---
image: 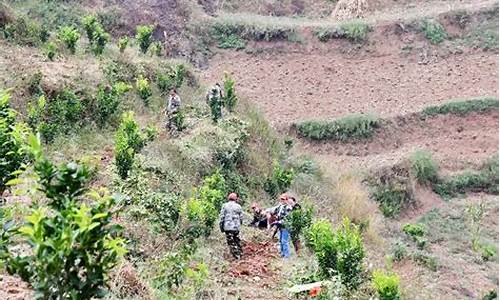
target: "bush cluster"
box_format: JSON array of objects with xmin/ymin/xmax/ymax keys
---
[
  {"xmin": 421, "ymin": 19, "xmax": 447, "ymax": 44},
  {"xmin": 157, "ymin": 64, "xmax": 186, "ymax": 93},
  {"xmin": 211, "ymin": 19, "xmax": 297, "ymax": 43},
  {"xmin": 96, "ymin": 82, "xmax": 131, "ymax": 127},
  {"xmin": 409, "ymin": 150, "xmax": 438, "ymax": 184},
  {"xmin": 1, "ymin": 140, "xmax": 126, "ymax": 299},
  {"xmin": 295, "ymin": 114, "xmax": 379, "ymax": 141},
  {"xmin": 421, "ymin": 97, "xmax": 498, "ymax": 116},
  {"xmin": 223, "ymin": 72, "xmax": 238, "ymax": 112},
  {"xmin": 315, "ymin": 20, "xmax": 369, "ymax": 43},
  {"xmin": 1, "ymin": 16, "xmax": 48, "ymax": 46},
  {"xmin": 306, "ymin": 218, "xmax": 365, "ymax": 289},
  {"xmin": 82, "ymin": 14, "xmax": 111, "ymax": 55},
  {"xmin": 403, "ymin": 223, "xmax": 427, "ymax": 249},
  {"xmin": 136, "ymin": 24, "xmax": 154, "ymax": 54},
  {"xmin": 372, "ymin": 270, "xmax": 402, "ymax": 300},
  {"xmin": 264, "ymin": 161, "xmax": 295, "ymax": 198},
  {"xmin": 57, "ymin": 25, "xmax": 80, "ymax": 54},
  {"xmin": 136, "ymin": 75, "xmax": 153, "ymax": 106},
  {"xmin": 114, "ymin": 112, "xmax": 148, "ymax": 179}
]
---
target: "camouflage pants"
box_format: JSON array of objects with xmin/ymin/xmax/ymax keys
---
[
  {"xmin": 164, "ymin": 112, "xmax": 177, "ymax": 131},
  {"xmin": 225, "ymin": 230, "xmax": 242, "ymax": 259}
]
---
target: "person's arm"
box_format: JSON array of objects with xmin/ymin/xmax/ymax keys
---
[
  {"xmin": 219, "ymin": 205, "xmax": 226, "ymax": 232},
  {"xmin": 167, "ymin": 97, "xmax": 173, "ymax": 112}
]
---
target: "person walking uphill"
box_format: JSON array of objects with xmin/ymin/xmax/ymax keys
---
[
  {"xmin": 165, "ymin": 88, "xmax": 182, "ymax": 131},
  {"xmin": 219, "ymin": 192, "xmax": 243, "ymax": 260}
]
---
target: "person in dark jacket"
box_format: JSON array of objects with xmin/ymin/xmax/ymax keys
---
[
  {"xmin": 219, "ymin": 192, "xmax": 243, "ymax": 259},
  {"xmin": 249, "ymin": 202, "xmax": 269, "ymax": 229}
]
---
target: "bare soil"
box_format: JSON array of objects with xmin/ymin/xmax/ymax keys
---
[{"xmin": 0, "ymin": 275, "xmax": 33, "ymax": 300}]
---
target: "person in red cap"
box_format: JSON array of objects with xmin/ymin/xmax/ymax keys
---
[
  {"xmin": 249, "ymin": 202, "xmax": 269, "ymax": 229},
  {"xmin": 219, "ymin": 192, "xmax": 243, "ymax": 259}
]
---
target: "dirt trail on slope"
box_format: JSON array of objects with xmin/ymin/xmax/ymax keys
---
[
  {"xmin": 297, "ymin": 111, "xmax": 499, "ymax": 171},
  {"xmin": 202, "ymin": 51, "xmax": 498, "ymax": 130}
]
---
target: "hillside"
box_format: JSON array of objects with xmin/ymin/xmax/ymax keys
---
[{"xmin": 0, "ymin": 0, "xmax": 499, "ymax": 299}]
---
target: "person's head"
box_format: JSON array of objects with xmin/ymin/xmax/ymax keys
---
[
  {"xmin": 251, "ymin": 202, "xmax": 260, "ymax": 212},
  {"xmin": 228, "ymin": 192, "xmax": 238, "ymax": 201},
  {"xmin": 288, "ymin": 196, "xmax": 297, "ymax": 206},
  {"xmin": 279, "ymin": 193, "xmax": 288, "ymax": 204},
  {"xmin": 169, "ymin": 89, "xmax": 177, "ymax": 96},
  {"xmin": 215, "ymin": 82, "xmax": 221, "ymax": 88}
]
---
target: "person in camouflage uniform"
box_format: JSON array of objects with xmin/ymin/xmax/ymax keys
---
[
  {"xmin": 219, "ymin": 192, "xmax": 243, "ymax": 259},
  {"xmin": 165, "ymin": 89, "xmax": 182, "ymax": 131},
  {"xmin": 206, "ymin": 83, "xmax": 223, "ymax": 122}
]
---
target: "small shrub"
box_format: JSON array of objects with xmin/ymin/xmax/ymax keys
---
[
  {"xmin": 114, "ymin": 112, "xmax": 146, "ymax": 179},
  {"xmin": 421, "ymin": 19, "xmax": 447, "ymax": 44},
  {"xmin": 410, "ymin": 150, "xmax": 438, "ymax": 184},
  {"xmin": 307, "ymin": 218, "xmax": 365, "ymax": 289},
  {"xmin": 57, "ymin": 25, "xmax": 80, "ymax": 54},
  {"xmin": 157, "ymin": 64, "xmax": 186, "ymax": 93},
  {"xmin": 340, "ymin": 20, "xmax": 369, "ymax": 42},
  {"xmin": 91, "ymin": 25, "xmax": 110, "ymax": 55},
  {"xmin": 142, "ymin": 192, "xmax": 181, "ymax": 233},
  {"xmin": 412, "ymin": 251, "xmax": 438, "ymax": 271},
  {"xmin": 2, "ymin": 145, "xmax": 127, "ymax": 299},
  {"xmin": 264, "ymin": 161, "xmax": 295, "ymax": 198},
  {"xmin": 44, "ymin": 41, "xmax": 57, "ymax": 61},
  {"xmin": 372, "ymin": 270, "xmax": 402, "ymax": 300},
  {"xmin": 95, "ymin": 82, "xmax": 130, "ymax": 127},
  {"xmin": 403, "ymin": 223, "xmax": 427, "ymax": 249},
  {"xmin": 391, "ymin": 241, "xmax": 407, "ymax": 261},
  {"xmin": 82, "ymin": 15, "xmax": 98, "ymax": 42},
  {"xmin": 136, "ymin": 24, "xmax": 154, "ymax": 54},
  {"xmin": 371, "ymin": 165, "xmax": 414, "ymax": 218},
  {"xmin": 217, "ymin": 33, "xmax": 246, "ymax": 49},
  {"xmin": 422, "ymin": 97, "xmax": 498, "ymax": 116},
  {"xmin": 223, "ymin": 72, "xmax": 238, "ymax": 112},
  {"xmin": 27, "ymin": 71, "xmax": 43, "ymax": 96},
  {"xmin": 295, "ymin": 114, "xmax": 379, "ymax": 141},
  {"xmin": 285, "ymin": 204, "xmax": 313, "ymax": 243},
  {"xmin": 2, "ymin": 16, "xmax": 44, "ymax": 46},
  {"xmin": 118, "ymin": 36, "xmax": 129, "ymax": 53},
  {"xmin": 150, "ymin": 41, "xmax": 163, "ymax": 56},
  {"xmin": 136, "ymin": 75, "xmax": 152, "ymax": 106}
]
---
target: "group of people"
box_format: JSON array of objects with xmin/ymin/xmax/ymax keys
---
[
  {"xmin": 163, "ymin": 82, "xmax": 225, "ymax": 131},
  {"xmin": 218, "ymin": 192, "xmax": 302, "ymax": 260}
]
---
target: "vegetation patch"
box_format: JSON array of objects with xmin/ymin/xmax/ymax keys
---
[
  {"xmin": 295, "ymin": 114, "xmax": 379, "ymax": 141},
  {"xmin": 420, "ymin": 19, "xmax": 447, "ymax": 44},
  {"xmin": 421, "ymin": 97, "xmax": 498, "ymax": 117},
  {"xmin": 409, "ymin": 150, "xmax": 439, "ymax": 184},
  {"xmin": 315, "ymin": 20, "xmax": 369, "ymax": 42}
]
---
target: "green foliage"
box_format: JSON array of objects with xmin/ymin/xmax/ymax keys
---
[
  {"xmin": 91, "ymin": 25, "xmax": 110, "ymax": 55},
  {"xmin": 27, "ymin": 71, "xmax": 43, "ymax": 96},
  {"xmin": 296, "ymin": 114, "xmax": 379, "ymax": 141},
  {"xmin": 157, "ymin": 64, "xmax": 186, "ymax": 93},
  {"xmin": 217, "ymin": 33, "xmax": 246, "ymax": 49},
  {"xmin": 154, "ymin": 244, "xmax": 197, "ymax": 290},
  {"xmin": 223, "ymin": 72, "xmax": 238, "ymax": 112},
  {"xmin": 264, "ymin": 161, "xmax": 295, "ymax": 198},
  {"xmin": 483, "ymin": 290, "xmax": 498, "ymax": 300},
  {"xmin": 307, "ymin": 218, "xmax": 365, "ymax": 289},
  {"xmin": 2, "ymin": 16, "xmax": 46, "ymax": 46},
  {"xmin": 410, "ymin": 150, "xmax": 438, "ymax": 184},
  {"xmin": 372, "ymin": 270, "xmax": 402, "ymax": 300},
  {"xmin": 82, "ymin": 15, "xmax": 98, "ymax": 41},
  {"xmin": 391, "ymin": 241, "xmax": 407, "ymax": 261},
  {"xmin": 95, "ymin": 83, "xmax": 131, "ymax": 127},
  {"xmin": 433, "ymin": 155, "xmax": 499, "ymax": 198},
  {"xmin": 150, "ymin": 41, "xmax": 163, "ymax": 56},
  {"xmin": 371, "ymin": 166, "xmax": 414, "ymax": 218},
  {"xmin": 57, "ymin": 25, "xmax": 80, "ymax": 54},
  {"xmin": 44, "ymin": 41, "xmax": 57, "ymax": 61},
  {"xmin": 421, "ymin": 19, "xmax": 447, "ymax": 44},
  {"xmin": 28, "ymin": 89, "xmax": 88, "ymax": 142},
  {"xmin": 136, "ymin": 75, "xmax": 152, "ymax": 106},
  {"xmin": 412, "ymin": 251, "xmax": 438, "ymax": 271},
  {"xmin": 340, "ymin": 20, "xmax": 369, "ymax": 42},
  {"xmin": 135, "ymin": 24, "xmax": 154, "ymax": 54},
  {"xmin": 284, "ymin": 204, "xmax": 313, "ymax": 241},
  {"xmin": 142, "ymin": 192, "xmax": 181, "ymax": 233},
  {"xmin": 211, "ymin": 20, "xmax": 297, "ymax": 43},
  {"xmin": 421, "ymin": 97, "xmax": 498, "ymax": 116},
  {"xmin": 118, "ymin": 36, "xmax": 129, "ymax": 53},
  {"xmin": 403, "ymin": 223, "xmax": 427, "ymax": 249},
  {"xmin": 2, "ymin": 144, "xmax": 126, "ymax": 299},
  {"xmin": 208, "ymin": 88, "xmax": 223, "ymax": 123},
  {"xmin": 0, "ymin": 91, "xmax": 30, "ymax": 196},
  {"xmin": 114, "ymin": 112, "xmax": 146, "ymax": 179}
]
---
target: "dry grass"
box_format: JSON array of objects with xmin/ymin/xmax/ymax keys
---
[
  {"xmin": 331, "ymin": 0, "xmax": 368, "ymax": 21},
  {"xmin": 108, "ymin": 261, "xmax": 154, "ymax": 300}
]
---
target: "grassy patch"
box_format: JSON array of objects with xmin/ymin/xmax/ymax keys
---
[
  {"xmin": 420, "ymin": 19, "xmax": 447, "ymax": 44},
  {"xmin": 410, "ymin": 150, "xmax": 439, "ymax": 184},
  {"xmin": 421, "ymin": 97, "xmax": 498, "ymax": 117},
  {"xmin": 295, "ymin": 114, "xmax": 379, "ymax": 141},
  {"xmin": 315, "ymin": 20, "xmax": 369, "ymax": 42},
  {"xmin": 433, "ymin": 155, "xmax": 499, "ymax": 199}
]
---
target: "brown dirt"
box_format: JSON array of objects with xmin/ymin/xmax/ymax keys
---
[
  {"xmin": 0, "ymin": 275, "xmax": 33, "ymax": 300},
  {"xmin": 296, "ymin": 111, "xmax": 499, "ymax": 172},
  {"xmin": 202, "ymin": 51, "xmax": 498, "ymax": 130}
]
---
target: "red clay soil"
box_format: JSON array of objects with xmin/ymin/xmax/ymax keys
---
[
  {"xmin": 227, "ymin": 240, "xmax": 278, "ymax": 280},
  {"xmin": 201, "ymin": 51, "xmax": 498, "ymax": 130},
  {"xmin": 0, "ymin": 275, "xmax": 33, "ymax": 300},
  {"xmin": 297, "ymin": 110, "xmax": 499, "ymax": 171}
]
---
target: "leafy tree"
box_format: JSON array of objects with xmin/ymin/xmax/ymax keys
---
[
  {"xmin": 118, "ymin": 36, "xmax": 129, "ymax": 53},
  {"xmin": 285, "ymin": 203, "xmax": 313, "ymax": 243},
  {"xmin": 82, "ymin": 15, "xmax": 98, "ymax": 42},
  {"xmin": 136, "ymin": 75, "xmax": 152, "ymax": 106},
  {"xmin": 91, "ymin": 25, "xmax": 110, "ymax": 55},
  {"xmin": 0, "ymin": 136, "xmax": 127, "ymax": 299},
  {"xmin": 95, "ymin": 82, "xmax": 131, "ymax": 127},
  {"xmin": 57, "ymin": 25, "xmax": 80, "ymax": 54},
  {"xmin": 150, "ymin": 41, "xmax": 163, "ymax": 56},
  {"xmin": 223, "ymin": 72, "xmax": 238, "ymax": 112},
  {"xmin": 372, "ymin": 270, "xmax": 402, "ymax": 300},
  {"xmin": 114, "ymin": 112, "xmax": 148, "ymax": 179},
  {"xmin": 135, "ymin": 25, "xmax": 154, "ymax": 54},
  {"xmin": 44, "ymin": 42, "xmax": 57, "ymax": 61},
  {"xmin": 264, "ymin": 161, "xmax": 295, "ymax": 198},
  {"xmin": 0, "ymin": 91, "xmax": 30, "ymax": 197}
]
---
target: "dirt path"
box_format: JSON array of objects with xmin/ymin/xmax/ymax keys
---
[{"xmin": 296, "ymin": 111, "xmax": 499, "ymax": 172}]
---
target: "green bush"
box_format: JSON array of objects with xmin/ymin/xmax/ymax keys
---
[
  {"xmin": 1, "ymin": 143, "xmax": 126, "ymax": 299},
  {"xmin": 57, "ymin": 25, "xmax": 80, "ymax": 54},
  {"xmin": 340, "ymin": 20, "xmax": 369, "ymax": 42},
  {"xmin": 421, "ymin": 97, "xmax": 498, "ymax": 116},
  {"xmin": 264, "ymin": 161, "xmax": 295, "ymax": 198},
  {"xmin": 82, "ymin": 15, "xmax": 98, "ymax": 42},
  {"xmin": 403, "ymin": 223, "xmax": 426, "ymax": 249},
  {"xmin": 412, "ymin": 251, "xmax": 438, "ymax": 271},
  {"xmin": 157, "ymin": 64, "xmax": 186, "ymax": 93},
  {"xmin": 372, "ymin": 270, "xmax": 402, "ymax": 300},
  {"xmin": 2, "ymin": 16, "xmax": 45, "ymax": 46},
  {"xmin": 142, "ymin": 192, "xmax": 181, "ymax": 233},
  {"xmin": 114, "ymin": 112, "xmax": 146, "ymax": 179},
  {"xmin": 223, "ymin": 72, "xmax": 238, "ymax": 112},
  {"xmin": 0, "ymin": 91, "xmax": 30, "ymax": 196},
  {"xmin": 136, "ymin": 75, "xmax": 152, "ymax": 106},
  {"xmin": 95, "ymin": 82, "xmax": 131, "ymax": 127},
  {"xmin": 210, "ymin": 19, "xmax": 297, "ymax": 43},
  {"xmin": 118, "ymin": 36, "xmax": 129, "ymax": 53},
  {"xmin": 285, "ymin": 204, "xmax": 313, "ymax": 242},
  {"xmin": 421, "ymin": 19, "xmax": 447, "ymax": 44},
  {"xmin": 44, "ymin": 41, "xmax": 57, "ymax": 61},
  {"xmin": 410, "ymin": 150, "xmax": 438, "ymax": 184},
  {"xmin": 433, "ymin": 155, "xmax": 498, "ymax": 198},
  {"xmin": 307, "ymin": 218, "xmax": 365, "ymax": 289},
  {"xmin": 217, "ymin": 33, "xmax": 246, "ymax": 49},
  {"xmin": 91, "ymin": 25, "xmax": 110, "ymax": 55},
  {"xmin": 295, "ymin": 114, "xmax": 379, "ymax": 141},
  {"xmin": 371, "ymin": 166, "xmax": 414, "ymax": 218},
  {"xmin": 136, "ymin": 24, "xmax": 154, "ymax": 54},
  {"xmin": 150, "ymin": 41, "xmax": 163, "ymax": 56}
]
